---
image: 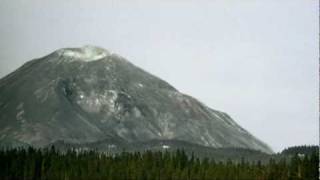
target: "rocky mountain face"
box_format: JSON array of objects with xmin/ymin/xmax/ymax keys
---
[{"xmin": 0, "ymin": 46, "xmax": 273, "ymax": 154}]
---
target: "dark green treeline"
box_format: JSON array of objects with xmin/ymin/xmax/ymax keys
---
[{"xmin": 0, "ymin": 147, "xmax": 318, "ymax": 180}]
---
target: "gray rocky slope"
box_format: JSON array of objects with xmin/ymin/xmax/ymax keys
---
[{"xmin": 0, "ymin": 46, "xmax": 273, "ymax": 154}]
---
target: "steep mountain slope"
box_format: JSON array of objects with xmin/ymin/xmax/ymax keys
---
[{"xmin": 0, "ymin": 46, "xmax": 273, "ymax": 154}]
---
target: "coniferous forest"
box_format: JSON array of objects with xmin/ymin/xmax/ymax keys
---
[{"xmin": 0, "ymin": 146, "xmax": 318, "ymax": 180}]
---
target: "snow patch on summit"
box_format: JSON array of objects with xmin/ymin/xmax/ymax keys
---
[{"xmin": 57, "ymin": 45, "xmax": 110, "ymax": 61}]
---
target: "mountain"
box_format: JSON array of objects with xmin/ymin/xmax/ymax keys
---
[{"xmin": 0, "ymin": 45, "xmax": 273, "ymax": 154}]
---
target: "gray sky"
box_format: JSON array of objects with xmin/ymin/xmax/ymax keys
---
[{"xmin": 0, "ymin": 0, "xmax": 318, "ymax": 152}]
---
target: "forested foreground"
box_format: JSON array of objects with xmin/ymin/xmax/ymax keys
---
[{"xmin": 0, "ymin": 147, "xmax": 318, "ymax": 180}]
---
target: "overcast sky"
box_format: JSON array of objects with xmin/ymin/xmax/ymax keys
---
[{"xmin": 0, "ymin": 0, "xmax": 318, "ymax": 152}]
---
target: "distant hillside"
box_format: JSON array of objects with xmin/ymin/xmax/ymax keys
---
[{"xmin": 281, "ymin": 145, "xmax": 319, "ymax": 156}]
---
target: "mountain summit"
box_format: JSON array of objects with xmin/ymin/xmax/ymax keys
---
[{"xmin": 0, "ymin": 46, "xmax": 273, "ymax": 154}]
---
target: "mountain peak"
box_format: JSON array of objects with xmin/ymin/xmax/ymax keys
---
[
  {"xmin": 0, "ymin": 46, "xmax": 273, "ymax": 154},
  {"xmin": 55, "ymin": 45, "xmax": 111, "ymax": 62}
]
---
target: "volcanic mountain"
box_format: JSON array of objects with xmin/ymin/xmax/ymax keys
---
[{"xmin": 0, "ymin": 46, "xmax": 272, "ymax": 154}]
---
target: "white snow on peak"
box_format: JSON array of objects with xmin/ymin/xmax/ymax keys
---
[{"xmin": 57, "ymin": 45, "xmax": 110, "ymax": 61}]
